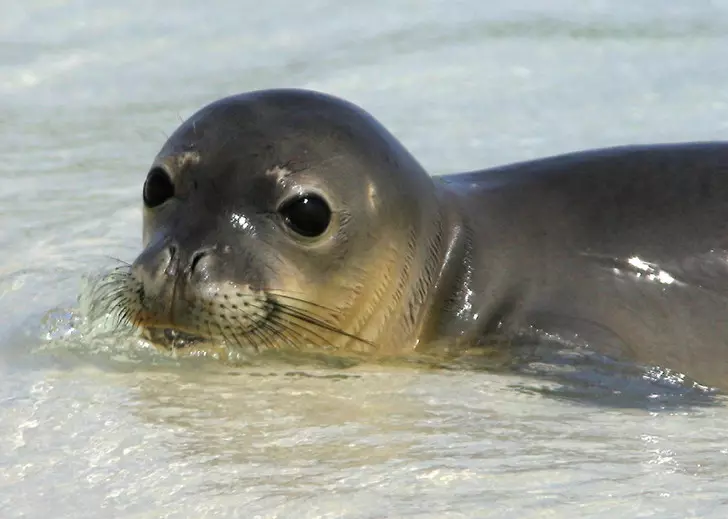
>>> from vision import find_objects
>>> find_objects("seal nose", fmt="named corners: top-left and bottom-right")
top-left (133, 239), bottom-right (179, 280)
top-left (133, 238), bottom-right (219, 286)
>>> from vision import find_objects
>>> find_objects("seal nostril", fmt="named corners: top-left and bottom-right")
top-left (164, 244), bottom-right (179, 276)
top-left (189, 249), bottom-right (210, 274)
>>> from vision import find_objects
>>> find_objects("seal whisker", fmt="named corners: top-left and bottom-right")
top-left (240, 315), bottom-right (278, 352)
top-left (273, 303), bottom-right (373, 347)
top-left (263, 317), bottom-right (300, 351)
top-left (98, 266), bottom-right (133, 281)
top-left (91, 280), bottom-right (125, 299)
top-left (234, 313), bottom-right (301, 351)
top-left (221, 310), bottom-right (276, 353)
top-left (229, 323), bottom-right (260, 353)
top-left (95, 287), bottom-right (129, 308)
top-left (90, 289), bottom-right (130, 326)
top-left (204, 321), bottom-right (241, 352)
top-left (260, 320), bottom-right (301, 351)
top-left (86, 266), bottom-right (152, 334)
top-left (102, 256), bottom-right (132, 267)
top-left (105, 291), bottom-right (134, 317)
top-left (236, 299), bottom-right (338, 350)
top-left (242, 299), bottom-right (372, 349)
top-left (211, 319), bottom-right (252, 352)
top-left (263, 291), bottom-right (340, 314)
top-left (264, 311), bottom-right (335, 350)
top-left (123, 306), bottom-right (142, 329)
top-left (258, 310), bottom-right (323, 350)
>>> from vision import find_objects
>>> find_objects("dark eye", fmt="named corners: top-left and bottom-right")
top-left (143, 168), bottom-right (175, 208)
top-left (278, 194), bottom-right (332, 238)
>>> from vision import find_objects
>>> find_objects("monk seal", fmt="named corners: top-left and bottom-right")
top-left (102, 88), bottom-right (728, 389)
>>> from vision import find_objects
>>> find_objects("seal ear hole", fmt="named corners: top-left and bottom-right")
top-left (143, 167), bottom-right (175, 208)
top-left (278, 194), bottom-right (332, 238)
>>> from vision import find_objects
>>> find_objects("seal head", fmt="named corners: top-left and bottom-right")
top-left (118, 88), bottom-right (457, 355)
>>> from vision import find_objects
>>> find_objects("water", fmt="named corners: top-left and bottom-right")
top-left (3, 1), bottom-right (728, 517)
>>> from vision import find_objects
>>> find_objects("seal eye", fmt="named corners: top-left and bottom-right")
top-left (143, 168), bottom-right (175, 208)
top-left (279, 194), bottom-right (332, 238)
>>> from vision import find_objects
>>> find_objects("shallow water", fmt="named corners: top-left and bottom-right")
top-left (3, 1), bottom-right (728, 517)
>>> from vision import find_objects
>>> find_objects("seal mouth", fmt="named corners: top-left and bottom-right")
top-left (90, 264), bottom-right (374, 354)
top-left (144, 327), bottom-right (207, 350)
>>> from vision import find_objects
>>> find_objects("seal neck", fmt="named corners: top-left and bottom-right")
top-left (413, 180), bottom-right (531, 352)
top-left (409, 184), bottom-right (473, 350)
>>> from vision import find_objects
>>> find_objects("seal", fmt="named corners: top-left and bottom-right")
top-left (104, 87), bottom-right (728, 389)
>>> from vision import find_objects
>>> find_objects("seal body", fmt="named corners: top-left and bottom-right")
top-left (436, 144), bottom-right (728, 388)
top-left (117, 87), bottom-right (728, 389)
